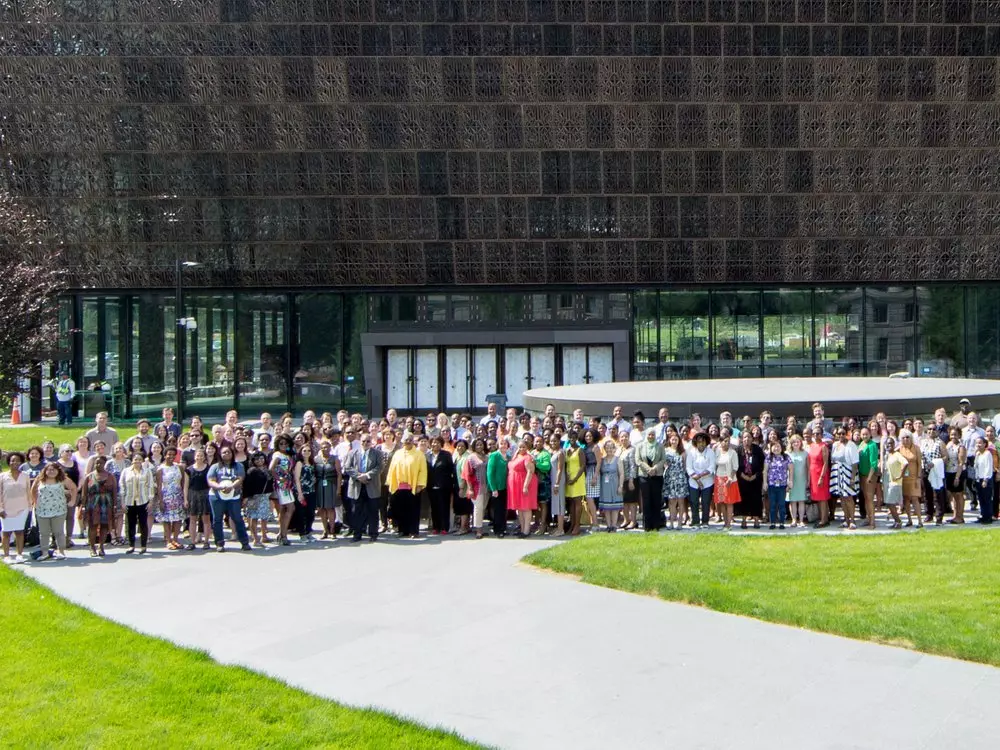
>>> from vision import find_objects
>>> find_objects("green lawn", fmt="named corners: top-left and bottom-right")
top-left (0, 566), bottom-right (481, 749)
top-left (526, 530), bottom-right (1000, 666)
top-left (0, 425), bottom-right (96, 453)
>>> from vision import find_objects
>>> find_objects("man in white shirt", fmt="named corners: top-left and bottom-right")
top-left (479, 402), bottom-right (499, 426)
top-left (652, 407), bottom-right (675, 443)
top-left (251, 412), bottom-right (275, 449)
top-left (607, 405), bottom-right (630, 433)
top-left (719, 411), bottom-right (740, 440)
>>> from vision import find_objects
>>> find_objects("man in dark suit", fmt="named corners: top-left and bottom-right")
top-left (343, 434), bottom-right (384, 542)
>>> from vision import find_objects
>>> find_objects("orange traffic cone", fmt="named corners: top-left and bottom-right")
top-left (10, 399), bottom-right (21, 425)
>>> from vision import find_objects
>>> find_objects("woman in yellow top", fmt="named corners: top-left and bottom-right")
top-left (387, 435), bottom-right (427, 538)
top-left (564, 431), bottom-right (587, 535)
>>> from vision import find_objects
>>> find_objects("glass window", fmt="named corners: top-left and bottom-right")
top-left (633, 291), bottom-right (658, 381)
top-left (966, 285), bottom-right (1000, 378)
top-left (374, 296), bottom-right (393, 322)
top-left (916, 285), bottom-right (964, 378)
top-left (608, 292), bottom-right (629, 320)
top-left (184, 294), bottom-right (235, 419)
top-left (131, 293), bottom-right (175, 419)
top-left (660, 291), bottom-right (709, 379)
top-left (711, 291), bottom-right (761, 378)
top-left (762, 290), bottom-right (811, 377)
top-left (342, 296), bottom-right (368, 411)
top-left (505, 295), bottom-right (529, 323)
top-left (815, 288), bottom-right (863, 376)
top-left (583, 295), bottom-right (604, 321)
top-left (426, 294), bottom-right (447, 323)
top-left (452, 294), bottom-right (474, 322)
top-left (866, 287), bottom-right (914, 376)
top-left (398, 295), bottom-right (418, 322)
top-left (79, 297), bottom-right (125, 419)
top-left (236, 293), bottom-right (286, 415)
top-left (293, 293), bottom-right (343, 413)
top-left (555, 293), bottom-right (575, 321)
top-left (531, 293), bottom-right (552, 321)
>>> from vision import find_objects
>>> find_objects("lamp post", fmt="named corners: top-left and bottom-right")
top-left (175, 259), bottom-right (199, 422)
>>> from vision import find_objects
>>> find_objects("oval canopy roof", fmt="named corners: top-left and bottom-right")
top-left (523, 377), bottom-right (1000, 419)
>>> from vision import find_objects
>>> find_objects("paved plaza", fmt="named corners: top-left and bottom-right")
top-left (21, 533), bottom-right (1000, 750)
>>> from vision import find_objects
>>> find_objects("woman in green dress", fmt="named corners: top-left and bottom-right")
top-left (532, 435), bottom-right (552, 535)
top-left (786, 433), bottom-right (809, 527)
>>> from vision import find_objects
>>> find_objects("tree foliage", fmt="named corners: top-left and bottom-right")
top-left (0, 190), bottom-right (70, 409)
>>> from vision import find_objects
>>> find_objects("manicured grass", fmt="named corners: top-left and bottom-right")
top-left (526, 529), bottom-right (1000, 666)
top-left (0, 566), bottom-right (481, 749)
top-left (0, 425), bottom-right (93, 453)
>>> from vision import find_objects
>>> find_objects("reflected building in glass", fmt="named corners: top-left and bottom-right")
top-left (6, 1), bottom-right (1000, 418)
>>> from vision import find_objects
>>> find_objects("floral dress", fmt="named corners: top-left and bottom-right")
top-left (155, 464), bottom-right (185, 523)
top-left (662, 448), bottom-right (688, 499)
top-left (272, 452), bottom-right (295, 504)
top-left (85, 471), bottom-right (116, 526)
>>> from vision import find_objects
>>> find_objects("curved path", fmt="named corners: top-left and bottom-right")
top-left (21, 536), bottom-right (999, 749)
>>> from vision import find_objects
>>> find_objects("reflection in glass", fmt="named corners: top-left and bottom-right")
top-left (966, 285), bottom-right (1000, 378)
top-left (762, 290), bottom-right (811, 377)
top-left (916, 285), bottom-right (964, 377)
top-left (294, 294), bottom-right (343, 412)
top-left (237, 294), bottom-right (285, 415)
top-left (130, 293), bottom-right (175, 418)
top-left (866, 287), bottom-right (914, 376)
top-left (660, 291), bottom-right (709, 379)
top-left (712, 291), bottom-right (761, 378)
top-left (343, 296), bottom-right (368, 411)
top-left (814, 288), bottom-right (863, 376)
top-left (632, 291), bottom-right (658, 381)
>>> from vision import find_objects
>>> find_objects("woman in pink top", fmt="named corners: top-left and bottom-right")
top-left (0, 452), bottom-right (32, 564)
top-left (506, 436), bottom-right (538, 538)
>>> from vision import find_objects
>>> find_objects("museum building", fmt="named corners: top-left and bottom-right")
top-left (3, 1), bottom-right (1000, 419)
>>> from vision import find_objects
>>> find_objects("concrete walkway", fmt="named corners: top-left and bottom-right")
top-left (20, 534), bottom-right (1000, 750)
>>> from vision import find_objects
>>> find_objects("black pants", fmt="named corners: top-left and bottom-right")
top-left (353, 486), bottom-right (379, 540)
top-left (292, 491), bottom-right (317, 536)
top-left (393, 489), bottom-right (420, 536)
top-left (341, 479), bottom-right (353, 529)
top-left (639, 476), bottom-right (664, 530)
top-left (126, 503), bottom-right (149, 548)
top-left (491, 489), bottom-right (508, 536)
top-left (428, 487), bottom-right (451, 533)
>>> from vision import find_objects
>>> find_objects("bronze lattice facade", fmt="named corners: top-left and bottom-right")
top-left (2, 0), bottom-right (1000, 290)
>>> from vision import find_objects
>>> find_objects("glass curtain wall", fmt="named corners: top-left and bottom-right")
top-left (762, 290), bottom-right (812, 377)
top-left (659, 291), bottom-right (710, 379)
top-left (711, 291), bottom-right (762, 378)
top-left (237, 294), bottom-right (288, 415)
top-left (131, 293), bottom-right (175, 418)
top-left (814, 288), bottom-right (863, 376)
top-left (965, 285), bottom-right (1000, 378)
top-left (183, 294), bottom-right (235, 419)
top-left (293, 293), bottom-right (343, 412)
top-left (633, 291), bottom-right (658, 380)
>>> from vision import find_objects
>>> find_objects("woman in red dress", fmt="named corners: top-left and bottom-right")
top-left (506, 436), bottom-right (538, 538)
top-left (807, 425), bottom-right (831, 527)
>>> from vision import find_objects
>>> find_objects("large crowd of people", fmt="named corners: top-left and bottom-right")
top-left (0, 398), bottom-right (997, 564)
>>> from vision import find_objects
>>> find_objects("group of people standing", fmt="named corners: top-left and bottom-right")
top-left (0, 398), bottom-right (996, 564)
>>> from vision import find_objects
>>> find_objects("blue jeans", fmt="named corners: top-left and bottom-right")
top-left (688, 485), bottom-right (712, 525)
top-left (56, 399), bottom-right (72, 424)
top-left (767, 485), bottom-right (787, 525)
top-left (209, 497), bottom-right (250, 547)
